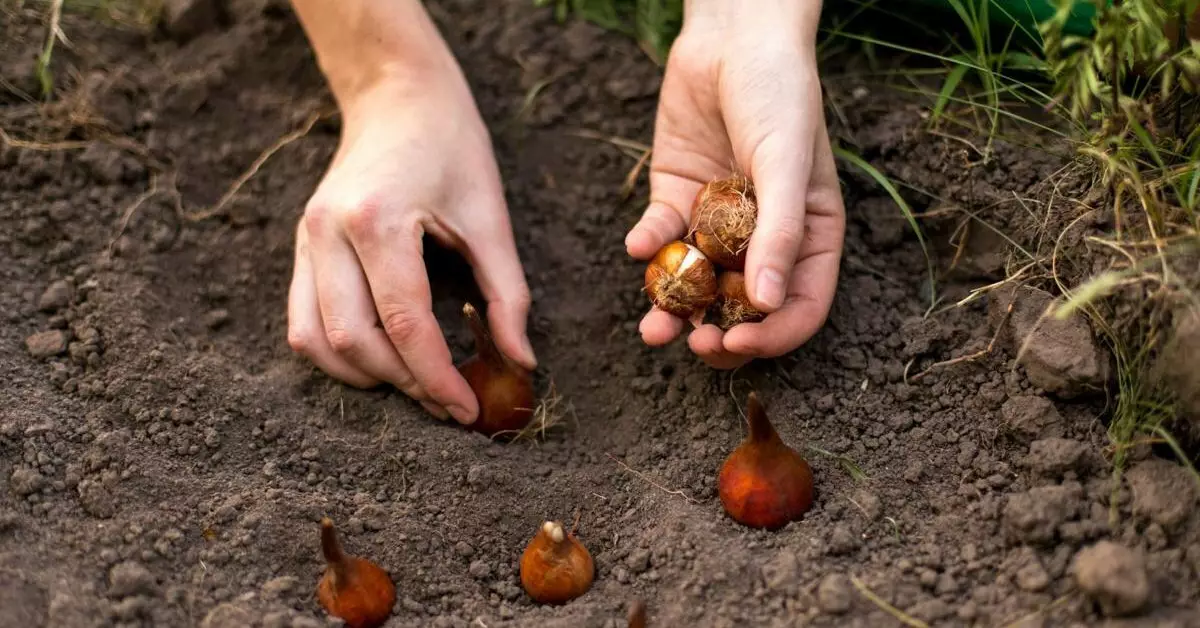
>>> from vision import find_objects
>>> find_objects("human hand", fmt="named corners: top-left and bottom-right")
top-left (286, 72), bottom-right (535, 425)
top-left (624, 1), bottom-right (846, 369)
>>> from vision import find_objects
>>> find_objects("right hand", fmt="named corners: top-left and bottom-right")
top-left (286, 71), bottom-right (536, 426)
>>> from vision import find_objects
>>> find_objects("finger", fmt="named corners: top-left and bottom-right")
top-left (460, 197), bottom-right (537, 371)
top-left (742, 112), bottom-right (820, 314)
top-left (286, 222), bottom-right (380, 389)
top-left (346, 211), bottom-right (481, 425)
top-left (637, 307), bottom-right (685, 346)
top-left (625, 170), bottom-right (703, 259)
top-left (725, 122), bottom-right (844, 358)
top-left (687, 325), bottom-right (751, 370)
top-left (304, 207), bottom-right (434, 405)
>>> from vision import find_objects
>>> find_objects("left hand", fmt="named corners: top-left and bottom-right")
top-left (624, 1), bottom-right (846, 369)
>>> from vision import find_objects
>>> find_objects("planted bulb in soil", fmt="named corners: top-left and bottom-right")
top-left (315, 517), bottom-right (396, 628)
top-left (718, 392), bottom-right (814, 530)
top-left (457, 302), bottom-right (535, 436)
top-left (519, 519), bottom-right (595, 604)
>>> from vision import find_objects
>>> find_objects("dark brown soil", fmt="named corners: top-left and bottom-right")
top-left (2, 1), bottom-right (1199, 627)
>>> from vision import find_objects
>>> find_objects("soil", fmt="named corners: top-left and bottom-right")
top-left (3, 1), bottom-right (1200, 627)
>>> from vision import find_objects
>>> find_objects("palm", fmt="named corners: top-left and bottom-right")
top-left (626, 37), bottom-right (846, 369)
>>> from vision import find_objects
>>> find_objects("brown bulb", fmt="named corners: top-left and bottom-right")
top-left (316, 518), bottom-right (396, 628)
top-left (627, 599), bottom-right (648, 628)
top-left (457, 302), bottom-right (535, 437)
top-left (519, 519), bottom-right (595, 604)
top-left (689, 175), bottom-right (757, 271)
top-left (711, 271), bottom-right (764, 330)
top-left (644, 241), bottom-right (718, 322)
top-left (718, 392), bottom-right (814, 530)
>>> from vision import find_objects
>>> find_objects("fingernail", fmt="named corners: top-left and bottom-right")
top-left (520, 337), bottom-right (537, 367)
top-left (756, 268), bottom-right (785, 310)
top-left (447, 404), bottom-right (474, 424)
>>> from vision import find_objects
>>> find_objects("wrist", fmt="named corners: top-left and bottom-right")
top-left (682, 0), bottom-right (823, 45)
top-left (291, 0), bottom-right (461, 109)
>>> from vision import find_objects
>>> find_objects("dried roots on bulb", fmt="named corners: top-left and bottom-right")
top-left (456, 302), bottom-right (535, 437)
top-left (688, 175), bottom-right (757, 271)
top-left (316, 518), bottom-right (396, 628)
top-left (519, 518), bottom-right (595, 604)
top-left (644, 241), bottom-right (717, 322)
top-left (717, 392), bottom-right (814, 530)
top-left (711, 271), bottom-right (764, 330)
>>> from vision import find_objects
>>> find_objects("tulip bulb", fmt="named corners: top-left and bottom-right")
top-left (519, 519), bottom-right (595, 604)
top-left (457, 302), bottom-right (535, 436)
top-left (689, 175), bottom-right (757, 271)
top-left (316, 518), bottom-right (396, 628)
top-left (718, 392), bottom-right (814, 530)
top-left (644, 241), bottom-right (718, 321)
top-left (628, 599), bottom-right (648, 628)
top-left (711, 271), bottom-right (764, 330)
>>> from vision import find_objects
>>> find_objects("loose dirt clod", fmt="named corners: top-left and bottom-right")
top-left (1072, 541), bottom-right (1150, 617)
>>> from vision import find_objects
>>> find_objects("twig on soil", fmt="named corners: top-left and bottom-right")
top-left (909, 300), bottom-right (1012, 382)
top-left (606, 453), bottom-right (698, 504)
top-left (565, 128), bottom-right (652, 155)
top-left (108, 171), bottom-right (182, 253)
top-left (183, 110), bottom-right (327, 222)
top-left (806, 444), bottom-right (869, 482)
top-left (997, 592), bottom-right (1076, 628)
top-left (621, 147), bottom-right (653, 200)
top-left (0, 125), bottom-right (90, 151)
top-left (849, 575), bottom-right (930, 628)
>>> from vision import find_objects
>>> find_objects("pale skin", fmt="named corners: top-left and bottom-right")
top-left (286, 0), bottom-right (846, 425)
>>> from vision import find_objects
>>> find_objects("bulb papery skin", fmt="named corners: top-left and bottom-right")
top-left (689, 175), bottom-right (757, 271)
top-left (717, 393), bottom-right (814, 530)
top-left (457, 303), bottom-right (536, 436)
top-left (712, 271), bottom-right (764, 330)
top-left (644, 241), bottom-right (718, 319)
top-left (519, 521), bottom-right (595, 605)
top-left (316, 518), bottom-right (396, 628)
top-left (458, 355), bottom-right (535, 436)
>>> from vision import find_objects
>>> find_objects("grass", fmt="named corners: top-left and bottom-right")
top-left (6, 0), bottom-right (163, 99)
top-left (531, 0), bottom-right (1200, 479)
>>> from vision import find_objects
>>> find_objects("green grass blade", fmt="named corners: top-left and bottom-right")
top-left (833, 146), bottom-right (937, 310)
top-left (932, 63), bottom-right (971, 122)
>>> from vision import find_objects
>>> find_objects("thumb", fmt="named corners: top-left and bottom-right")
top-left (461, 207), bottom-right (537, 371)
top-left (742, 130), bottom-right (814, 313)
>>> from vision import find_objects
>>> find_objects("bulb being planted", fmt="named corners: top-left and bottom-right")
top-left (718, 392), bottom-right (814, 530)
top-left (315, 517), bottom-right (396, 628)
top-left (519, 518), bottom-right (595, 604)
top-left (711, 271), bottom-right (764, 330)
top-left (689, 175), bottom-right (757, 271)
top-left (457, 302), bottom-right (535, 437)
top-left (644, 241), bottom-right (718, 322)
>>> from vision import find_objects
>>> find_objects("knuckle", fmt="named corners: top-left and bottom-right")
top-left (341, 197), bottom-right (384, 238)
top-left (287, 327), bottom-right (313, 354)
top-left (324, 321), bottom-right (361, 355)
top-left (381, 306), bottom-right (425, 348)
